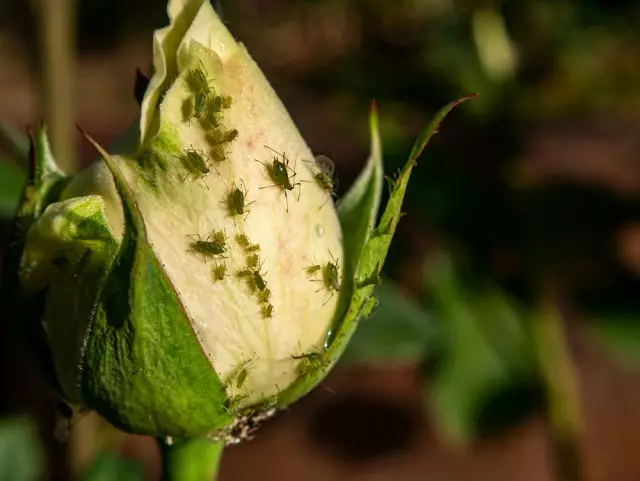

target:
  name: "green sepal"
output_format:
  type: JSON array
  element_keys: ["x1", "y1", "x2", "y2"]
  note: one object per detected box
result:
[
  {"x1": 81, "y1": 134, "x2": 232, "y2": 436},
  {"x1": 17, "y1": 124, "x2": 68, "y2": 223},
  {"x1": 336, "y1": 102, "x2": 384, "y2": 285},
  {"x1": 276, "y1": 96, "x2": 475, "y2": 407},
  {"x1": 19, "y1": 195, "x2": 120, "y2": 402}
]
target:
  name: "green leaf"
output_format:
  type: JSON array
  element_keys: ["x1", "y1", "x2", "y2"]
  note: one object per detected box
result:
[
  {"x1": 81, "y1": 452, "x2": 143, "y2": 481},
  {"x1": 424, "y1": 254, "x2": 535, "y2": 443},
  {"x1": 277, "y1": 97, "x2": 473, "y2": 406},
  {"x1": 0, "y1": 161, "x2": 26, "y2": 219},
  {"x1": 341, "y1": 281, "x2": 440, "y2": 364},
  {"x1": 0, "y1": 418, "x2": 45, "y2": 481}
]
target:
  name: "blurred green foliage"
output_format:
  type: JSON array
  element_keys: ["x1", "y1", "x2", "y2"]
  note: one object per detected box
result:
[
  {"x1": 81, "y1": 453, "x2": 143, "y2": 481},
  {"x1": 0, "y1": 418, "x2": 44, "y2": 481}
]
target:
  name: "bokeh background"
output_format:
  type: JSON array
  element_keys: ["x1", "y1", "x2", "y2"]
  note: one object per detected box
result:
[{"x1": 1, "y1": 0, "x2": 640, "y2": 480}]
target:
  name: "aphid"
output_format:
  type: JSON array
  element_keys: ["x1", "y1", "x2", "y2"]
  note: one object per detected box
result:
[
  {"x1": 257, "y1": 288, "x2": 271, "y2": 304},
  {"x1": 221, "y1": 95, "x2": 232, "y2": 109},
  {"x1": 179, "y1": 146, "x2": 214, "y2": 185},
  {"x1": 224, "y1": 129, "x2": 239, "y2": 143},
  {"x1": 313, "y1": 154, "x2": 335, "y2": 178},
  {"x1": 311, "y1": 252, "x2": 341, "y2": 304},
  {"x1": 305, "y1": 264, "x2": 321, "y2": 277},
  {"x1": 323, "y1": 253, "x2": 341, "y2": 293},
  {"x1": 210, "y1": 144, "x2": 226, "y2": 163},
  {"x1": 211, "y1": 95, "x2": 223, "y2": 113},
  {"x1": 226, "y1": 180, "x2": 255, "y2": 218},
  {"x1": 237, "y1": 259, "x2": 267, "y2": 293},
  {"x1": 212, "y1": 263, "x2": 227, "y2": 282},
  {"x1": 236, "y1": 366, "x2": 249, "y2": 389},
  {"x1": 225, "y1": 357, "x2": 255, "y2": 390},
  {"x1": 260, "y1": 303, "x2": 273, "y2": 319},
  {"x1": 255, "y1": 146, "x2": 302, "y2": 212},
  {"x1": 236, "y1": 233, "x2": 260, "y2": 253},
  {"x1": 188, "y1": 229, "x2": 228, "y2": 260},
  {"x1": 187, "y1": 60, "x2": 213, "y2": 94},
  {"x1": 236, "y1": 233, "x2": 250, "y2": 247},
  {"x1": 253, "y1": 269, "x2": 266, "y2": 291},
  {"x1": 187, "y1": 90, "x2": 210, "y2": 123},
  {"x1": 302, "y1": 154, "x2": 337, "y2": 209},
  {"x1": 247, "y1": 254, "x2": 259, "y2": 269},
  {"x1": 291, "y1": 350, "x2": 330, "y2": 376}
]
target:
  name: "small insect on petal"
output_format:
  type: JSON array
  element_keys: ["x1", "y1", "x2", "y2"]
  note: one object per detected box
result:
[
  {"x1": 257, "y1": 288, "x2": 271, "y2": 304},
  {"x1": 255, "y1": 146, "x2": 302, "y2": 212},
  {"x1": 212, "y1": 262, "x2": 227, "y2": 283},
  {"x1": 188, "y1": 229, "x2": 228, "y2": 260},
  {"x1": 260, "y1": 303, "x2": 274, "y2": 319}
]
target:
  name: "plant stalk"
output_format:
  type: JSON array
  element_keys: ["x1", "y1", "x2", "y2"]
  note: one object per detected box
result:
[
  {"x1": 35, "y1": 0, "x2": 77, "y2": 172},
  {"x1": 531, "y1": 300, "x2": 584, "y2": 481},
  {"x1": 159, "y1": 437, "x2": 225, "y2": 481}
]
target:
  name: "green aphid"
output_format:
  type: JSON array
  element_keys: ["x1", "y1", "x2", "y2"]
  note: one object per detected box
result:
[
  {"x1": 210, "y1": 128, "x2": 238, "y2": 145},
  {"x1": 212, "y1": 263, "x2": 227, "y2": 283},
  {"x1": 211, "y1": 95, "x2": 223, "y2": 113},
  {"x1": 236, "y1": 366, "x2": 249, "y2": 389},
  {"x1": 253, "y1": 269, "x2": 267, "y2": 291},
  {"x1": 210, "y1": 144, "x2": 226, "y2": 164},
  {"x1": 260, "y1": 303, "x2": 273, "y2": 319},
  {"x1": 258, "y1": 288, "x2": 271, "y2": 304},
  {"x1": 247, "y1": 254, "x2": 259, "y2": 269},
  {"x1": 237, "y1": 259, "x2": 267, "y2": 293},
  {"x1": 188, "y1": 90, "x2": 210, "y2": 123},
  {"x1": 292, "y1": 350, "x2": 330, "y2": 377},
  {"x1": 236, "y1": 233, "x2": 260, "y2": 253},
  {"x1": 224, "y1": 394, "x2": 248, "y2": 415},
  {"x1": 187, "y1": 60, "x2": 213, "y2": 94},
  {"x1": 305, "y1": 264, "x2": 321, "y2": 277},
  {"x1": 227, "y1": 180, "x2": 255, "y2": 217},
  {"x1": 221, "y1": 95, "x2": 232, "y2": 109},
  {"x1": 224, "y1": 129, "x2": 239, "y2": 143},
  {"x1": 236, "y1": 233, "x2": 250, "y2": 248},
  {"x1": 323, "y1": 255, "x2": 341, "y2": 292},
  {"x1": 225, "y1": 357, "x2": 255, "y2": 390},
  {"x1": 188, "y1": 229, "x2": 228, "y2": 260},
  {"x1": 311, "y1": 252, "x2": 341, "y2": 304},
  {"x1": 255, "y1": 146, "x2": 301, "y2": 212},
  {"x1": 303, "y1": 154, "x2": 336, "y2": 210},
  {"x1": 179, "y1": 146, "x2": 214, "y2": 185}
]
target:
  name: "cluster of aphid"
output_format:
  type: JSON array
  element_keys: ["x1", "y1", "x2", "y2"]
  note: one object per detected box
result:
[
  {"x1": 236, "y1": 234, "x2": 273, "y2": 319},
  {"x1": 178, "y1": 61, "x2": 238, "y2": 186},
  {"x1": 210, "y1": 404, "x2": 277, "y2": 445},
  {"x1": 253, "y1": 147, "x2": 337, "y2": 213},
  {"x1": 291, "y1": 349, "x2": 331, "y2": 378}
]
